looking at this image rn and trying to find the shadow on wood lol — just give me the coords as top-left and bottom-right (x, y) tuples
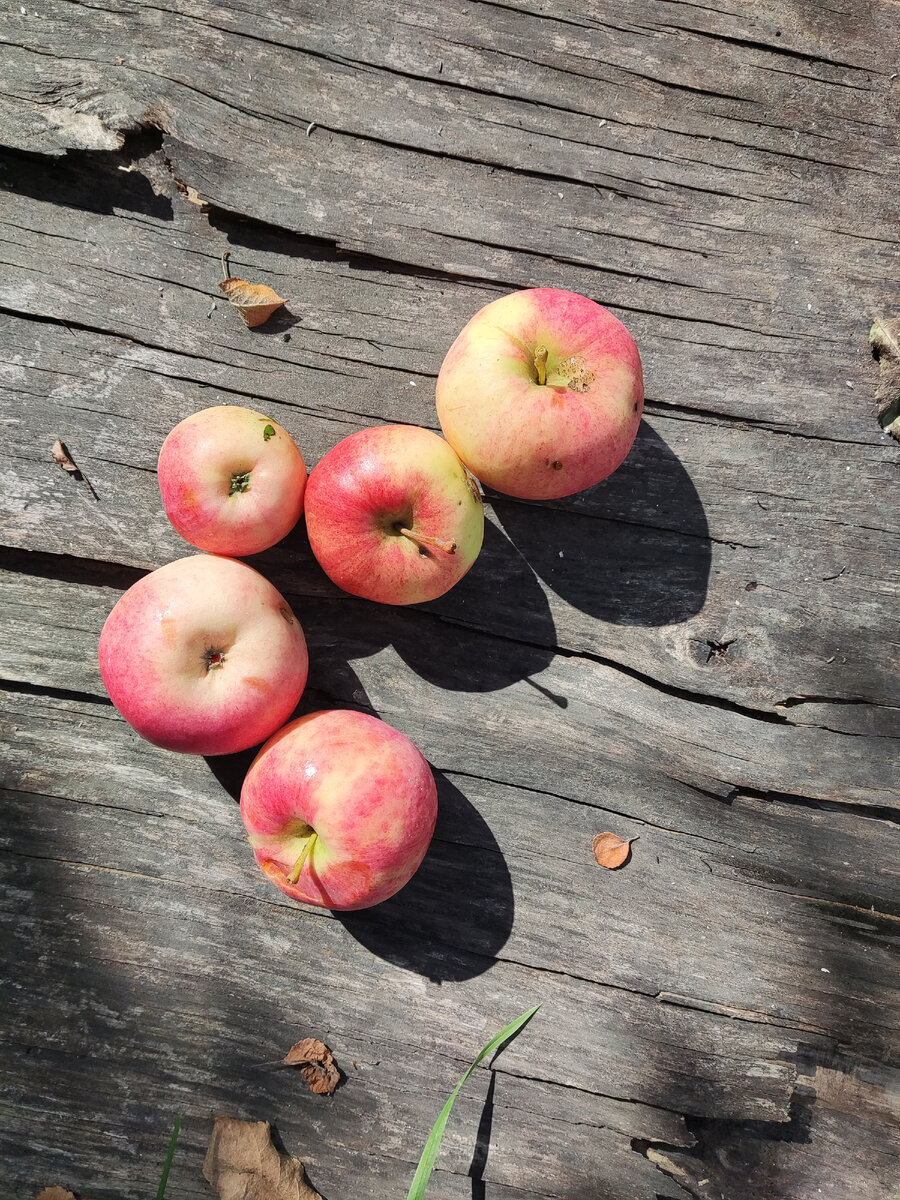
(2, 133), (173, 221)
(335, 770), (514, 983)
(492, 422), (711, 626)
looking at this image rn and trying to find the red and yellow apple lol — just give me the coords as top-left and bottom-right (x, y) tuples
(240, 709), (438, 910)
(98, 554), (308, 755)
(304, 424), (484, 605)
(435, 287), (644, 499)
(158, 405), (307, 555)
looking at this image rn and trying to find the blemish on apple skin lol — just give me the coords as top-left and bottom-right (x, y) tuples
(243, 676), (272, 694)
(279, 604), (294, 624)
(551, 460), (563, 471)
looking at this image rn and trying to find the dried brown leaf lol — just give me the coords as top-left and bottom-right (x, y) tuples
(35, 1190), (78, 1200)
(869, 317), (900, 440)
(203, 1116), (323, 1200)
(593, 831), (636, 869)
(218, 252), (286, 327)
(51, 439), (98, 498)
(283, 1037), (340, 1095)
(219, 277), (287, 327)
(51, 438), (78, 474)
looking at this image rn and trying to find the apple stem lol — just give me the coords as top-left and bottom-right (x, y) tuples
(534, 346), (548, 386)
(221, 250), (231, 280)
(399, 527), (457, 555)
(287, 833), (317, 885)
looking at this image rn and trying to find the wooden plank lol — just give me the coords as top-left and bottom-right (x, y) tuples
(3, 568), (899, 1037)
(1, 156), (897, 721)
(1, 0), (899, 442)
(2, 2), (899, 1196)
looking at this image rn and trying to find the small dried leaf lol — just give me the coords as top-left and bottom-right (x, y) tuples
(36, 1190), (78, 1200)
(219, 277), (287, 328)
(593, 831), (636, 869)
(51, 439), (98, 498)
(283, 1037), (340, 1095)
(869, 317), (900, 440)
(51, 438), (78, 474)
(204, 1116), (323, 1200)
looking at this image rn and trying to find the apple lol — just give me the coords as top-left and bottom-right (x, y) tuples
(435, 287), (644, 500)
(98, 554), (308, 755)
(240, 709), (438, 910)
(158, 405), (307, 555)
(304, 424), (484, 605)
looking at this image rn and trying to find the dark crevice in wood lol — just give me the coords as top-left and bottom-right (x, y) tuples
(716, 868), (900, 926)
(441, 766), (739, 847)
(779, 694), (900, 710)
(431, 619), (793, 727)
(740, 787), (900, 828)
(0, 677), (113, 707)
(660, 22), (874, 74)
(0, 545), (149, 589)
(4, 545), (892, 739)
(644, 399), (878, 447)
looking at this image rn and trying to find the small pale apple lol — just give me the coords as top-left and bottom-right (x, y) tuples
(158, 405), (307, 555)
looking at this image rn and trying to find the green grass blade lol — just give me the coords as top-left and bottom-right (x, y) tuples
(155, 1114), (182, 1200)
(405, 1006), (539, 1200)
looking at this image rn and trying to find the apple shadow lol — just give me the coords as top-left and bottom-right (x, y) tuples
(490, 421), (711, 626)
(392, 518), (558, 694)
(256, 510), (561, 698)
(335, 770), (515, 983)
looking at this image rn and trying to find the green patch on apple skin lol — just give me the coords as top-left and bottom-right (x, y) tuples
(263, 424), (276, 441)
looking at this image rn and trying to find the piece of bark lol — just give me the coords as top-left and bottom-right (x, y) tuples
(869, 317), (900, 440)
(203, 1116), (322, 1200)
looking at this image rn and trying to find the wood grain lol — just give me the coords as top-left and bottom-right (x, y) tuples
(0, 2), (898, 1198)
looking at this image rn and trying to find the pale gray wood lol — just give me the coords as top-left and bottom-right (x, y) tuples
(0, 163), (897, 719)
(1, 0), (899, 441)
(1, 2), (899, 1197)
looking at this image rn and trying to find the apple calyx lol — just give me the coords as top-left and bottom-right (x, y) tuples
(229, 470), (251, 495)
(399, 527), (457, 555)
(287, 831), (318, 884)
(534, 345), (549, 386)
(204, 648), (227, 671)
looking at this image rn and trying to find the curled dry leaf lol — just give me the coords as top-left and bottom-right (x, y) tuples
(284, 1037), (340, 1095)
(593, 831), (637, 869)
(36, 1190), (78, 1200)
(51, 438), (98, 499)
(51, 438), (78, 474)
(869, 317), (900, 441)
(219, 252), (286, 328)
(203, 1116), (322, 1200)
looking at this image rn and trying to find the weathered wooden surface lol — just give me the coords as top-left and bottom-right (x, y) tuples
(1, 2), (899, 1199)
